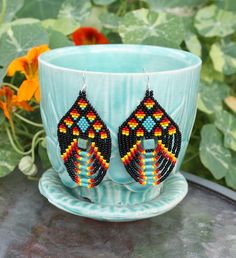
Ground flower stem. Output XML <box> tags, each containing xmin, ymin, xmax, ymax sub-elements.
<box><xmin>16</xmin><ymin>129</ymin><xmax>34</xmax><ymax>138</ymax></box>
<box><xmin>5</xmin><ymin>125</ymin><xmax>31</xmax><ymax>155</ymax></box>
<box><xmin>117</xmin><ymin>0</ymin><xmax>127</xmax><ymax>16</ymax></box>
<box><xmin>0</xmin><ymin>0</ymin><xmax>6</xmax><ymax>25</ymax></box>
<box><xmin>1</xmin><ymin>82</ymin><xmax>18</xmax><ymax>92</ymax></box>
<box><xmin>27</xmin><ymin>176</ymin><xmax>40</xmax><ymax>181</ymax></box>
<box><xmin>33</xmin><ymin>105</ymin><xmax>40</xmax><ymax>110</ymax></box>
<box><xmin>30</xmin><ymin>130</ymin><xmax>44</xmax><ymax>162</ymax></box>
<box><xmin>182</xmin><ymin>153</ymin><xmax>199</xmax><ymax>165</ymax></box>
<box><xmin>10</xmin><ymin>122</ymin><xmax>24</xmax><ymax>151</ymax></box>
<box><xmin>14</xmin><ymin>113</ymin><xmax>43</xmax><ymax>127</ymax></box>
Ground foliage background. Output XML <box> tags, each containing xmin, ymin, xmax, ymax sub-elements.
<box><xmin>0</xmin><ymin>0</ymin><xmax>236</xmax><ymax>190</ymax></box>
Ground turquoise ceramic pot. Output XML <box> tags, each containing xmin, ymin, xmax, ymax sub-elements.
<box><xmin>38</xmin><ymin>44</ymin><xmax>201</xmax><ymax>221</ymax></box>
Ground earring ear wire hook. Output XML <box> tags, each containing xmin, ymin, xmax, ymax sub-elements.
<box><xmin>81</xmin><ymin>71</ymin><xmax>87</xmax><ymax>92</ymax></box>
<box><xmin>143</xmin><ymin>68</ymin><xmax>150</xmax><ymax>91</ymax></box>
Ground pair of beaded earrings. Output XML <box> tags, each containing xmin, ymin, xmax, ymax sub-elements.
<box><xmin>57</xmin><ymin>75</ymin><xmax>181</xmax><ymax>188</ymax></box>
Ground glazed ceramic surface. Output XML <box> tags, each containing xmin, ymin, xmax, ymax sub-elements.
<box><xmin>39</xmin><ymin>45</ymin><xmax>201</xmax><ymax>220</ymax></box>
<box><xmin>39</xmin><ymin>169</ymin><xmax>188</xmax><ymax>222</ymax></box>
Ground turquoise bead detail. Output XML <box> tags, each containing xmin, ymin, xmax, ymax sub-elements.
<box><xmin>77</xmin><ymin>117</ymin><xmax>89</xmax><ymax>133</ymax></box>
<box><xmin>142</xmin><ymin>116</ymin><xmax>155</xmax><ymax>132</ymax></box>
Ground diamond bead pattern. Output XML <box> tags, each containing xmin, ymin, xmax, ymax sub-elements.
<box><xmin>142</xmin><ymin>116</ymin><xmax>155</xmax><ymax>132</ymax></box>
<box><xmin>77</xmin><ymin>116</ymin><xmax>89</xmax><ymax>133</ymax></box>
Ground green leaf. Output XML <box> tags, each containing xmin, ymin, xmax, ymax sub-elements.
<box><xmin>0</xmin><ymin>18</ymin><xmax>40</xmax><ymax>38</ymax></box>
<box><xmin>197</xmin><ymin>81</ymin><xmax>229</xmax><ymax>114</ymax></box>
<box><xmin>0</xmin><ymin>22</ymin><xmax>48</xmax><ymax>82</ymax></box>
<box><xmin>105</xmin><ymin>31</ymin><xmax>122</xmax><ymax>43</ymax></box>
<box><xmin>42</xmin><ymin>18</ymin><xmax>78</xmax><ymax>35</ymax></box>
<box><xmin>93</xmin><ymin>0</ymin><xmax>117</xmax><ymax>5</ymax></box>
<box><xmin>200</xmin><ymin>59</ymin><xmax>224</xmax><ymax>83</ymax></box>
<box><xmin>145</xmin><ymin>0</ymin><xmax>207</xmax><ymax>10</ymax></box>
<box><xmin>118</xmin><ymin>9</ymin><xmax>184</xmax><ymax>48</ymax></box>
<box><xmin>0</xmin><ymin>0</ymin><xmax>24</xmax><ymax>23</ymax></box>
<box><xmin>200</xmin><ymin>124</ymin><xmax>231</xmax><ymax>180</ymax></box>
<box><xmin>215</xmin><ymin>110</ymin><xmax>236</xmax><ymax>151</ymax></box>
<box><xmin>58</xmin><ymin>0</ymin><xmax>92</xmax><ymax>23</ymax></box>
<box><xmin>216</xmin><ymin>0</ymin><xmax>236</xmax><ymax>12</ymax></box>
<box><xmin>185</xmin><ymin>32</ymin><xmax>201</xmax><ymax>56</ymax></box>
<box><xmin>100</xmin><ymin>12</ymin><xmax>120</xmax><ymax>31</ymax></box>
<box><xmin>225</xmin><ymin>157</ymin><xmax>236</xmax><ymax>190</ymax></box>
<box><xmin>47</xmin><ymin>29</ymin><xmax>73</xmax><ymax>49</ymax></box>
<box><xmin>16</xmin><ymin>0</ymin><xmax>64</xmax><ymax>20</ymax></box>
<box><xmin>81</xmin><ymin>6</ymin><xmax>105</xmax><ymax>30</ymax></box>
<box><xmin>142</xmin><ymin>36</ymin><xmax>181</xmax><ymax>49</ymax></box>
<box><xmin>0</xmin><ymin>109</ymin><xmax>5</xmax><ymax>125</ymax></box>
<box><xmin>195</xmin><ymin>5</ymin><xmax>236</xmax><ymax>37</ymax></box>
<box><xmin>182</xmin><ymin>17</ymin><xmax>202</xmax><ymax>56</ymax></box>
<box><xmin>0</xmin><ymin>131</ymin><xmax>22</xmax><ymax>177</ymax></box>
<box><xmin>210</xmin><ymin>41</ymin><xmax>236</xmax><ymax>76</ymax></box>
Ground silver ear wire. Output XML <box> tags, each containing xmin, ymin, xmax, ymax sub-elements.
<box><xmin>143</xmin><ymin>68</ymin><xmax>150</xmax><ymax>91</ymax></box>
<box><xmin>81</xmin><ymin>71</ymin><xmax>87</xmax><ymax>92</ymax></box>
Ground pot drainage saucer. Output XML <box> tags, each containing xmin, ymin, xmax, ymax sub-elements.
<box><xmin>39</xmin><ymin>168</ymin><xmax>188</xmax><ymax>222</ymax></box>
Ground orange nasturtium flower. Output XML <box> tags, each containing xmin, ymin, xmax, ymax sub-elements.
<box><xmin>7</xmin><ymin>44</ymin><xmax>50</xmax><ymax>103</ymax></box>
<box><xmin>72</xmin><ymin>27</ymin><xmax>109</xmax><ymax>45</ymax></box>
<box><xmin>0</xmin><ymin>86</ymin><xmax>33</xmax><ymax>123</ymax></box>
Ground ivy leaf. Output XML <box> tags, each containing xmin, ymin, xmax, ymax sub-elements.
<box><xmin>225</xmin><ymin>157</ymin><xmax>236</xmax><ymax>190</ymax></box>
<box><xmin>47</xmin><ymin>29</ymin><xmax>73</xmax><ymax>49</ymax></box>
<box><xmin>93</xmin><ymin>0</ymin><xmax>116</xmax><ymax>5</ymax></box>
<box><xmin>200</xmin><ymin>124</ymin><xmax>231</xmax><ymax>180</ymax></box>
<box><xmin>210</xmin><ymin>41</ymin><xmax>236</xmax><ymax>76</ymax></box>
<box><xmin>58</xmin><ymin>0</ymin><xmax>92</xmax><ymax>24</ymax></box>
<box><xmin>0</xmin><ymin>22</ymin><xmax>48</xmax><ymax>82</ymax></box>
<box><xmin>0</xmin><ymin>131</ymin><xmax>22</xmax><ymax>177</ymax></box>
<box><xmin>215</xmin><ymin>110</ymin><xmax>236</xmax><ymax>151</ymax></box>
<box><xmin>195</xmin><ymin>5</ymin><xmax>236</xmax><ymax>37</ymax></box>
<box><xmin>197</xmin><ymin>81</ymin><xmax>229</xmax><ymax>114</ymax></box>
<box><xmin>118</xmin><ymin>9</ymin><xmax>184</xmax><ymax>47</ymax></box>
<box><xmin>42</xmin><ymin>18</ymin><xmax>78</xmax><ymax>35</ymax></box>
<box><xmin>0</xmin><ymin>0</ymin><xmax>24</xmax><ymax>23</ymax></box>
<box><xmin>16</xmin><ymin>0</ymin><xmax>64</xmax><ymax>20</ymax></box>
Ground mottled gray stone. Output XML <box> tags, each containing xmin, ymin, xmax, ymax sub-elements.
<box><xmin>0</xmin><ymin>169</ymin><xmax>235</xmax><ymax>258</ymax></box>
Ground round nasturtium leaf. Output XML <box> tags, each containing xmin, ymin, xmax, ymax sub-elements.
<box><xmin>93</xmin><ymin>0</ymin><xmax>116</xmax><ymax>5</ymax></box>
<box><xmin>118</xmin><ymin>9</ymin><xmax>184</xmax><ymax>48</ymax></box>
<box><xmin>58</xmin><ymin>0</ymin><xmax>92</xmax><ymax>24</ymax></box>
<box><xmin>225</xmin><ymin>158</ymin><xmax>236</xmax><ymax>190</ymax></box>
<box><xmin>0</xmin><ymin>132</ymin><xmax>22</xmax><ymax>177</ymax></box>
<box><xmin>197</xmin><ymin>81</ymin><xmax>229</xmax><ymax>114</ymax></box>
<box><xmin>195</xmin><ymin>5</ymin><xmax>236</xmax><ymax>37</ymax></box>
<box><xmin>0</xmin><ymin>21</ymin><xmax>48</xmax><ymax>82</ymax></box>
<box><xmin>199</xmin><ymin>124</ymin><xmax>231</xmax><ymax>180</ymax></box>
<box><xmin>215</xmin><ymin>110</ymin><xmax>236</xmax><ymax>152</ymax></box>
<box><xmin>210</xmin><ymin>41</ymin><xmax>236</xmax><ymax>76</ymax></box>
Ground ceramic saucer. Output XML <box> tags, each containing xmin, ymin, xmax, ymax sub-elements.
<box><xmin>39</xmin><ymin>169</ymin><xmax>188</xmax><ymax>222</ymax></box>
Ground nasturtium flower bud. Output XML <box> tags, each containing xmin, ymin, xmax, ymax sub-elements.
<box><xmin>18</xmin><ymin>156</ymin><xmax>38</xmax><ymax>176</ymax></box>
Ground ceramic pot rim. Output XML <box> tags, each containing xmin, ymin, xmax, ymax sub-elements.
<box><xmin>39</xmin><ymin>44</ymin><xmax>202</xmax><ymax>76</ymax></box>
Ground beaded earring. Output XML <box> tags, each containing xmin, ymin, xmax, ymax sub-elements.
<box><xmin>57</xmin><ymin>74</ymin><xmax>112</xmax><ymax>188</ymax></box>
<box><xmin>118</xmin><ymin>76</ymin><xmax>182</xmax><ymax>186</ymax></box>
